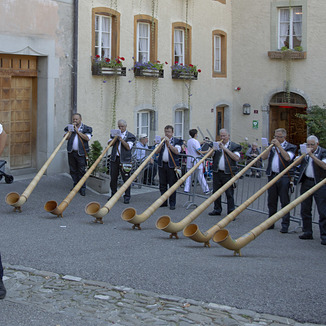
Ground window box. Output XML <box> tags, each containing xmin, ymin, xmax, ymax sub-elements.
<box><xmin>92</xmin><ymin>64</ymin><xmax>126</xmax><ymax>76</ymax></box>
<box><xmin>134</xmin><ymin>67</ymin><xmax>164</xmax><ymax>78</ymax></box>
<box><xmin>172</xmin><ymin>70</ymin><xmax>198</xmax><ymax>80</ymax></box>
<box><xmin>267</xmin><ymin>51</ymin><xmax>307</xmax><ymax>60</ymax></box>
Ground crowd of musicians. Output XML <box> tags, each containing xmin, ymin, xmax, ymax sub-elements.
<box><xmin>63</xmin><ymin>114</ymin><xmax>326</xmax><ymax>247</ymax></box>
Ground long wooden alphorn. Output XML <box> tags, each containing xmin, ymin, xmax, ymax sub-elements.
<box><xmin>85</xmin><ymin>138</ymin><xmax>165</xmax><ymax>223</ymax></box>
<box><xmin>156</xmin><ymin>144</ymin><xmax>274</xmax><ymax>239</ymax></box>
<box><xmin>183</xmin><ymin>152</ymin><xmax>305</xmax><ymax>247</ymax></box>
<box><xmin>121</xmin><ymin>148</ymin><xmax>214</xmax><ymax>229</ymax></box>
<box><xmin>213</xmin><ymin>177</ymin><xmax>326</xmax><ymax>256</ymax></box>
<box><xmin>6</xmin><ymin>132</ymin><xmax>71</xmax><ymax>212</ymax></box>
<box><xmin>44</xmin><ymin>136</ymin><xmax>118</xmax><ymax>217</ymax></box>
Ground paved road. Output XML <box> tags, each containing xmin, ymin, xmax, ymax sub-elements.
<box><xmin>0</xmin><ymin>173</ymin><xmax>325</xmax><ymax>325</ymax></box>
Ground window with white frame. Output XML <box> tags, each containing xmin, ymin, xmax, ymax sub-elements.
<box><xmin>137</xmin><ymin>22</ymin><xmax>150</xmax><ymax>63</ymax></box>
<box><xmin>278</xmin><ymin>6</ymin><xmax>302</xmax><ymax>49</ymax></box>
<box><xmin>95</xmin><ymin>15</ymin><xmax>112</xmax><ymax>58</ymax></box>
<box><xmin>137</xmin><ymin>111</ymin><xmax>150</xmax><ymax>138</ymax></box>
<box><xmin>174</xmin><ymin>29</ymin><xmax>185</xmax><ymax>64</ymax></box>
<box><xmin>174</xmin><ymin>110</ymin><xmax>185</xmax><ymax>139</ymax></box>
<box><xmin>214</xmin><ymin>35</ymin><xmax>221</xmax><ymax>72</ymax></box>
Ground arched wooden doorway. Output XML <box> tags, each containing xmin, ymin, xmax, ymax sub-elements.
<box><xmin>269</xmin><ymin>92</ymin><xmax>307</xmax><ymax>147</ymax></box>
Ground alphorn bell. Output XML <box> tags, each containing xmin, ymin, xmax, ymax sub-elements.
<box><xmin>156</xmin><ymin>144</ymin><xmax>274</xmax><ymax>239</ymax></box>
<box><xmin>121</xmin><ymin>148</ymin><xmax>215</xmax><ymax>230</ymax></box>
<box><xmin>213</xmin><ymin>177</ymin><xmax>326</xmax><ymax>256</ymax></box>
<box><xmin>44</xmin><ymin>136</ymin><xmax>118</xmax><ymax>217</ymax></box>
<box><xmin>183</xmin><ymin>152</ymin><xmax>305</xmax><ymax>247</ymax></box>
<box><xmin>85</xmin><ymin>138</ymin><xmax>165</xmax><ymax>224</ymax></box>
<box><xmin>6</xmin><ymin>132</ymin><xmax>71</xmax><ymax>212</ymax></box>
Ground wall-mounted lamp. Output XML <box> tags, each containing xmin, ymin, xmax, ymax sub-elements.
<box><xmin>243</xmin><ymin>103</ymin><xmax>251</xmax><ymax>115</ymax></box>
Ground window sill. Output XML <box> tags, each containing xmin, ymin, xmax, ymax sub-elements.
<box><xmin>134</xmin><ymin>68</ymin><xmax>164</xmax><ymax>78</ymax></box>
<box><xmin>172</xmin><ymin>71</ymin><xmax>198</xmax><ymax>80</ymax></box>
<box><xmin>92</xmin><ymin>65</ymin><xmax>126</xmax><ymax>76</ymax></box>
<box><xmin>267</xmin><ymin>51</ymin><xmax>307</xmax><ymax>60</ymax></box>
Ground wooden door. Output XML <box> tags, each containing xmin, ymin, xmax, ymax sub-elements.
<box><xmin>269</xmin><ymin>106</ymin><xmax>307</xmax><ymax>148</ymax></box>
<box><xmin>215</xmin><ymin>106</ymin><xmax>224</xmax><ymax>141</ymax></box>
<box><xmin>10</xmin><ymin>77</ymin><xmax>36</xmax><ymax>169</ymax></box>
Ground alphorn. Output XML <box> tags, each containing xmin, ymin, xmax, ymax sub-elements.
<box><xmin>6</xmin><ymin>132</ymin><xmax>71</xmax><ymax>212</ymax></box>
<box><xmin>85</xmin><ymin>138</ymin><xmax>165</xmax><ymax>223</ymax></box>
<box><xmin>156</xmin><ymin>144</ymin><xmax>274</xmax><ymax>239</ymax></box>
<box><xmin>183</xmin><ymin>152</ymin><xmax>305</xmax><ymax>247</ymax></box>
<box><xmin>121</xmin><ymin>148</ymin><xmax>215</xmax><ymax>229</ymax></box>
<box><xmin>44</xmin><ymin>136</ymin><xmax>118</xmax><ymax>217</ymax></box>
<box><xmin>213</xmin><ymin>177</ymin><xmax>326</xmax><ymax>256</ymax></box>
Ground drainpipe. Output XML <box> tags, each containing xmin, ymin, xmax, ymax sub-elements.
<box><xmin>72</xmin><ymin>0</ymin><xmax>78</xmax><ymax>115</ymax></box>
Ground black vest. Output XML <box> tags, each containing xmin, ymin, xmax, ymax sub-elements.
<box><xmin>212</xmin><ymin>141</ymin><xmax>242</xmax><ymax>174</ymax></box>
<box><xmin>110</xmin><ymin>131</ymin><xmax>136</xmax><ymax>164</ymax></box>
<box><xmin>266</xmin><ymin>141</ymin><xmax>297</xmax><ymax>176</ymax></box>
<box><xmin>157</xmin><ymin>138</ymin><xmax>183</xmax><ymax>168</ymax></box>
<box><xmin>65</xmin><ymin>124</ymin><xmax>92</xmax><ymax>156</ymax></box>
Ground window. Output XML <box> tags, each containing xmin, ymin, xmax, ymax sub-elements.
<box><xmin>174</xmin><ymin>109</ymin><xmax>189</xmax><ymax>139</ymax></box>
<box><xmin>214</xmin><ymin>0</ymin><xmax>226</xmax><ymax>3</ymax></box>
<box><xmin>212</xmin><ymin>30</ymin><xmax>227</xmax><ymax>77</ymax></box>
<box><xmin>172</xmin><ymin>23</ymin><xmax>192</xmax><ymax>65</ymax></box>
<box><xmin>137</xmin><ymin>111</ymin><xmax>150</xmax><ymax>139</ymax></box>
<box><xmin>92</xmin><ymin>8</ymin><xmax>120</xmax><ymax>59</ymax></box>
<box><xmin>174</xmin><ymin>29</ymin><xmax>185</xmax><ymax>64</ymax></box>
<box><xmin>95</xmin><ymin>15</ymin><xmax>111</xmax><ymax>58</ymax></box>
<box><xmin>213</xmin><ymin>35</ymin><xmax>221</xmax><ymax>72</ymax></box>
<box><xmin>278</xmin><ymin>7</ymin><xmax>302</xmax><ymax>49</ymax></box>
<box><xmin>137</xmin><ymin>23</ymin><xmax>150</xmax><ymax>62</ymax></box>
<box><xmin>134</xmin><ymin>15</ymin><xmax>158</xmax><ymax>63</ymax></box>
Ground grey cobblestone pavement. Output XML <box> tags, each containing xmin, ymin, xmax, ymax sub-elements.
<box><xmin>2</xmin><ymin>264</ymin><xmax>323</xmax><ymax>326</ymax></box>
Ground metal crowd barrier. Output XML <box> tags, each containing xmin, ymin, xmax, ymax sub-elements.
<box><xmin>106</xmin><ymin>146</ymin><xmax>319</xmax><ymax>229</ymax></box>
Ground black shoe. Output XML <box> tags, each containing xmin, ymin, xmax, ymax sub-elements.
<box><xmin>321</xmin><ymin>240</ymin><xmax>326</xmax><ymax>245</ymax></box>
<box><xmin>280</xmin><ymin>227</ymin><xmax>288</xmax><ymax>234</ymax></box>
<box><xmin>267</xmin><ymin>224</ymin><xmax>275</xmax><ymax>230</ymax></box>
<box><xmin>299</xmin><ymin>233</ymin><xmax>313</xmax><ymax>240</ymax></box>
<box><xmin>0</xmin><ymin>279</ymin><xmax>6</xmax><ymax>299</ymax></box>
<box><xmin>208</xmin><ymin>210</ymin><xmax>221</xmax><ymax>216</ymax></box>
<box><xmin>79</xmin><ymin>188</ymin><xmax>86</xmax><ymax>196</ymax></box>
<box><xmin>124</xmin><ymin>198</ymin><xmax>130</xmax><ymax>204</ymax></box>
<box><xmin>170</xmin><ymin>206</ymin><xmax>175</xmax><ymax>210</ymax></box>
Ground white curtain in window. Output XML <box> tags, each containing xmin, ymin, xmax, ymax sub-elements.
<box><xmin>293</xmin><ymin>7</ymin><xmax>302</xmax><ymax>41</ymax></box>
<box><xmin>214</xmin><ymin>35</ymin><xmax>221</xmax><ymax>72</ymax></box>
<box><xmin>138</xmin><ymin>23</ymin><xmax>149</xmax><ymax>62</ymax></box>
<box><xmin>174</xmin><ymin>29</ymin><xmax>184</xmax><ymax>64</ymax></box>
<box><xmin>174</xmin><ymin>110</ymin><xmax>183</xmax><ymax>138</ymax></box>
<box><xmin>279</xmin><ymin>9</ymin><xmax>289</xmax><ymax>47</ymax></box>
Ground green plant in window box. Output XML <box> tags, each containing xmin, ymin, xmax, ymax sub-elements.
<box><xmin>133</xmin><ymin>60</ymin><xmax>166</xmax><ymax>78</ymax></box>
<box><xmin>171</xmin><ymin>62</ymin><xmax>201</xmax><ymax>80</ymax></box>
<box><xmin>92</xmin><ymin>56</ymin><xmax>126</xmax><ymax>76</ymax></box>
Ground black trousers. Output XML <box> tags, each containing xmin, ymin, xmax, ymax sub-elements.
<box><xmin>267</xmin><ymin>174</ymin><xmax>291</xmax><ymax>228</ymax></box>
<box><xmin>212</xmin><ymin>170</ymin><xmax>235</xmax><ymax>214</ymax></box>
<box><xmin>300</xmin><ymin>178</ymin><xmax>326</xmax><ymax>241</ymax></box>
<box><xmin>0</xmin><ymin>253</ymin><xmax>3</xmax><ymax>280</ymax></box>
<box><xmin>68</xmin><ymin>151</ymin><xmax>87</xmax><ymax>189</ymax></box>
<box><xmin>158</xmin><ymin>162</ymin><xmax>177</xmax><ymax>207</ymax></box>
<box><xmin>110</xmin><ymin>156</ymin><xmax>131</xmax><ymax>200</ymax></box>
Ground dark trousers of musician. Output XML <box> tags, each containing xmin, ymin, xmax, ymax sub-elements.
<box><xmin>0</xmin><ymin>253</ymin><xmax>3</xmax><ymax>280</ymax></box>
<box><xmin>68</xmin><ymin>151</ymin><xmax>87</xmax><ymax>189</ymax></box>
<box><xmin>159</xmin><ymin>162</ymin><xmax>177</xmax><ymax>207</ymax></box>
<box><xmin>300</xmin><ymin>177</ymin><xmax>326</xmax><ymax>241</ymax></box>
<box><xmin>267</xmin><ymin>174</ymin><xmax>291</xmax><ymax>228</ymax></box>
<box><xmin>212</xmin><ymin>170</ymin><xmax>235</xmax><ymax>214</ymax></box>
<box><xmin>110</xmin><ymin>156</ymin><xmax>131</xmax><ymax>201</ymax></box>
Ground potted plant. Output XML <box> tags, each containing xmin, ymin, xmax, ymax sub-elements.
<box><xmin>133</xmin><ymin>60</ymin><xmax>165</xmax><ymax>78</ymax></box>
<box><xmin>87</xmin><ymin>140</ymin><xmax>110</xmax><ymax>193</ymax></box>
<box><xmin>92</xmin><ymin>55</ymin><xmax>127</xmax><ymax>76</ymax></box>
<box><xmin>267</xmin><ymin>46</ymin><xmax>306</xmax><ymax>60</ymax></box>
<box><xmin>171</xmin><ymin>62</ymin><xmax>201</xmax><ymax>80</ymax></box>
